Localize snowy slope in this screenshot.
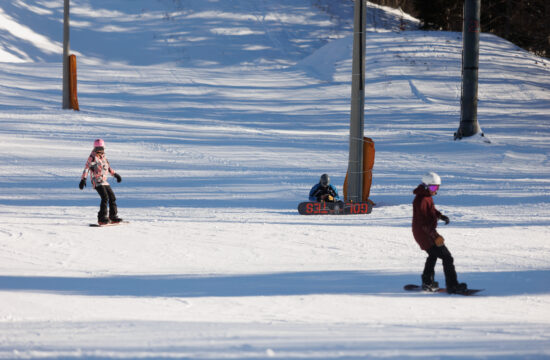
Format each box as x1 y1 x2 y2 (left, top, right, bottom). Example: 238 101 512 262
0 0 550 359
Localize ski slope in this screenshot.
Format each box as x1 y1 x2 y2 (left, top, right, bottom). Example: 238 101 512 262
1 0 550 358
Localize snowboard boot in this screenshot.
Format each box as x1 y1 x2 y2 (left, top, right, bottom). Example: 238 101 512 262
447 282 468 294
109 216 122 223
422 281 440 292
421 273 439 292
98 217 110 225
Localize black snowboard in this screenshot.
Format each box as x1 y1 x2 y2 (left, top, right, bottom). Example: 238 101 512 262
89 221 129 227
297 201 372 215
404 284 483 296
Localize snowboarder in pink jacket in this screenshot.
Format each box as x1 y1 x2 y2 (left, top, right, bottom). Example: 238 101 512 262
79 139 122 225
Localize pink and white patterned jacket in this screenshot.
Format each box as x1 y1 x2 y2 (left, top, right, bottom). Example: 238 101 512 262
81 151 116 188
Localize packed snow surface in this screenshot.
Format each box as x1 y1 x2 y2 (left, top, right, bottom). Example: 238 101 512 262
0 0 549 359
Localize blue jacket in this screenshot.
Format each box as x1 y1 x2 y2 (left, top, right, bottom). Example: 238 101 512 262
309 183 340 202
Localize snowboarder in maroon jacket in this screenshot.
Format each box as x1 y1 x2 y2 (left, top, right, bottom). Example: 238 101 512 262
412 172 467 294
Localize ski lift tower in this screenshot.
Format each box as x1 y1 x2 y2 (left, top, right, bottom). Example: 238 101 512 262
455 0 482 139
62 0 71 109
346 0 367 202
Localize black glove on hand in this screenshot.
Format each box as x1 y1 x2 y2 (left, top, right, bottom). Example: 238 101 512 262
114 173 122 183
440 214 450 225
79 179 86 190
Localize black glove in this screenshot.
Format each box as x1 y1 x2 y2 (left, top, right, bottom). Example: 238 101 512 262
79 179 86 190
114 173 122 183
440 214 450 225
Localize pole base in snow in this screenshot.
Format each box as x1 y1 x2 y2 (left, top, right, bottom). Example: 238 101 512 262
454 119 482 140
454 131 491 144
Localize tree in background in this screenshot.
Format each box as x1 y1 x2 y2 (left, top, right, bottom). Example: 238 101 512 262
412 0 462 30
368 0 549 57
490 0 549 58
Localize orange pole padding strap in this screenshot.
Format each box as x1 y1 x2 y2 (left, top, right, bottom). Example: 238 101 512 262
69 54 80 111
343 172 349 201
343 137 375 202
343 171 348 201
362 137 375 202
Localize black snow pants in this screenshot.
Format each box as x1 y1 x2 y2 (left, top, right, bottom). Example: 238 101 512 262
422 245 458 288
95 185 118 221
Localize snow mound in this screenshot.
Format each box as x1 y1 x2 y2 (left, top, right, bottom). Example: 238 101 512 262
297 2 420 81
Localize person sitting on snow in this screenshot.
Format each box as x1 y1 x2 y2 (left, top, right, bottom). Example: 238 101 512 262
412 172 468 294
309 174 340 202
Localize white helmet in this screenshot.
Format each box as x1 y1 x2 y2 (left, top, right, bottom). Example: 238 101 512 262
422 172 441 185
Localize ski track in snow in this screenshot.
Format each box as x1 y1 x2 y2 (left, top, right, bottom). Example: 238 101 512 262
0 0 549 359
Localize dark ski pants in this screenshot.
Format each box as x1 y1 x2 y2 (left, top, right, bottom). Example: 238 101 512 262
422 245 458 288
95 185 118 221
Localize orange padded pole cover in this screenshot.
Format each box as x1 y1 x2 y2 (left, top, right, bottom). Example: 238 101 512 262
343 137 375 202
69 54 79 111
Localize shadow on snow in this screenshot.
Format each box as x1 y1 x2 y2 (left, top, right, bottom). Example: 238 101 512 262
0 270 548 298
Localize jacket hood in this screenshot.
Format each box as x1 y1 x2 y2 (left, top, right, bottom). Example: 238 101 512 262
413 184 431 196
